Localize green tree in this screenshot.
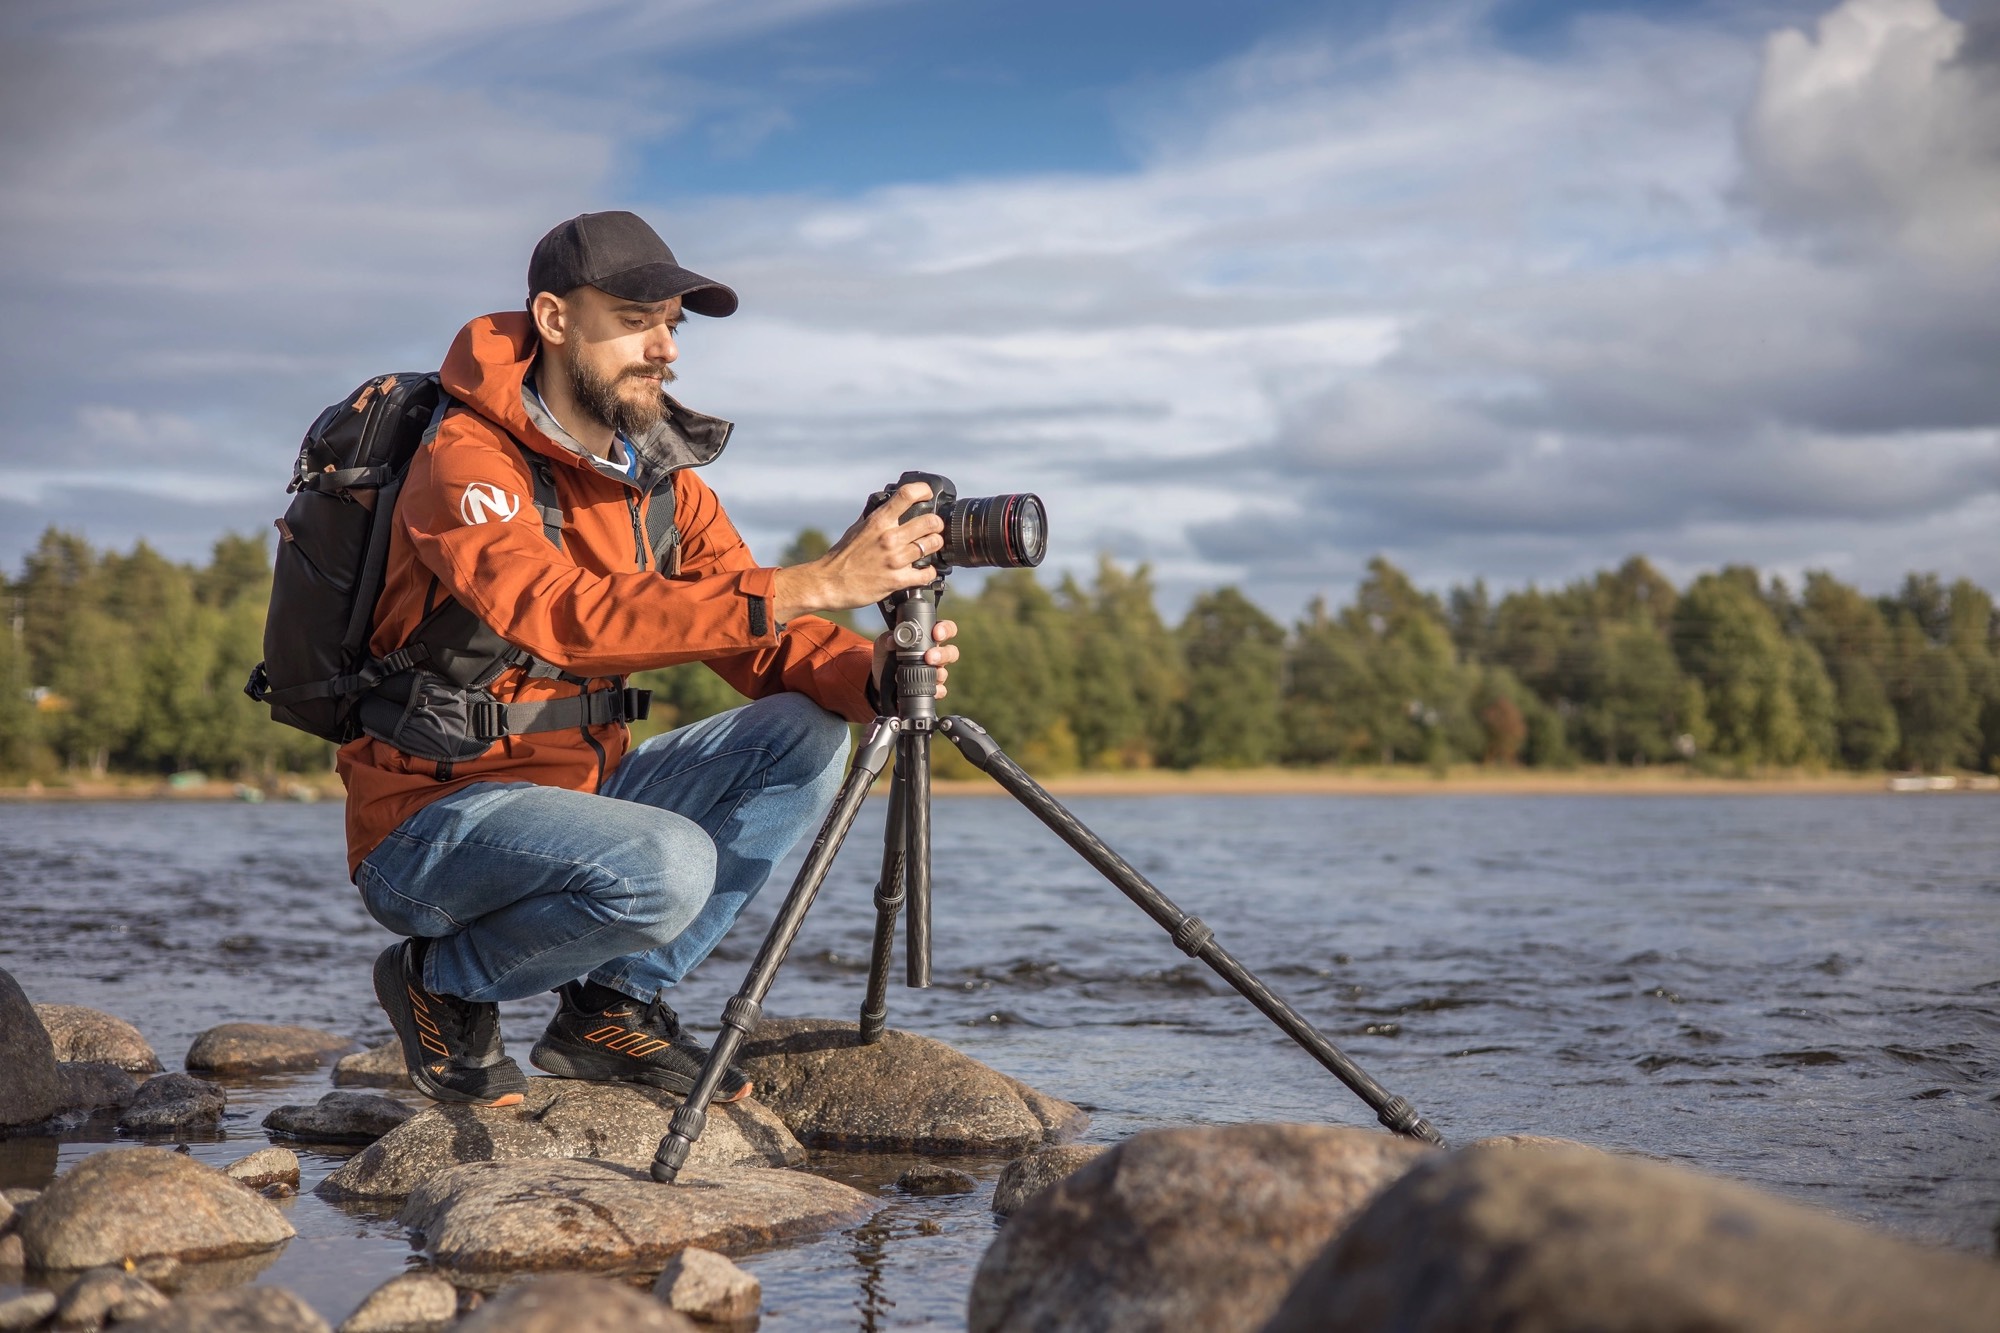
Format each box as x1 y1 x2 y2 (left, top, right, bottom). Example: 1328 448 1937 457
1169 586 1283 768
1672 571 1805 768
938 571 1078 770
1061 558 1183 768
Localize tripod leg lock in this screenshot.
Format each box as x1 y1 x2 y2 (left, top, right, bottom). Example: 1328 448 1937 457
721 995 763 1034
1171 915 1215 957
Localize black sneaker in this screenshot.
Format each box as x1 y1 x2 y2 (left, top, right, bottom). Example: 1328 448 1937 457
372 940 528 1107
529 980 753 1103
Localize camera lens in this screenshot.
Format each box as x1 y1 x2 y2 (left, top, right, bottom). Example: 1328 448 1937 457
941 493 1046 569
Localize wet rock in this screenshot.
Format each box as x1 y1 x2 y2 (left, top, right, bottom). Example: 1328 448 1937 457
184 1023 356 1076
223 1147 300 1191
116 1074 224 1135
653 1247 760 1323
1261 1143 2000 1333
897 1164 977 1196
56 1063 139 1115
992 1144 1106 1216
32 1006 161 1074
18 1146 294 1271
456 1274 694 1332
0 970 65 1129
738 1018 1087 1154
0 1233 22 1270
401 1158 878 1277
337 1272 459 1333
332 1041 415 1091
0 1291 55 1331
969 1123 1433 1333
55 1266 170 1327
264 1091 413 1144
319 1077 801 1203
117 1286 329 1332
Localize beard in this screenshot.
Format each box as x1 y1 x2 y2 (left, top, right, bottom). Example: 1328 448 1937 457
569 353 674 439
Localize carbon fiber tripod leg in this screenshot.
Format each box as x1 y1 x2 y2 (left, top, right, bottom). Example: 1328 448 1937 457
858 763 909 1043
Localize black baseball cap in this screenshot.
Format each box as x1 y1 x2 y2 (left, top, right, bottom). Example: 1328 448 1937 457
527 211 738 317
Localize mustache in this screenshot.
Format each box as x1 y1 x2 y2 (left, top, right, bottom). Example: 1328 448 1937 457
620 365 676 385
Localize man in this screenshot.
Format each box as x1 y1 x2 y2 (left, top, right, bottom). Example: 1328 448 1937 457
340 210 957 1109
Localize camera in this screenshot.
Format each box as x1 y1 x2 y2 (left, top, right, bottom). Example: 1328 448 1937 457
864 470 1047 571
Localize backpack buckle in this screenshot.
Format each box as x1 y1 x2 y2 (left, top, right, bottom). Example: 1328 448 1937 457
623 688 652 723
470 699 507 740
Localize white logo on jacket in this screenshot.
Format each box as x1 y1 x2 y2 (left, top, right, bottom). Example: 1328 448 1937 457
459 483 522 526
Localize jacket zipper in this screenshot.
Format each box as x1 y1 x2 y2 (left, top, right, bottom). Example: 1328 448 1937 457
626 493 648 571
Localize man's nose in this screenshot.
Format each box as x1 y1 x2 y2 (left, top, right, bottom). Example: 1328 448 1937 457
645 326 678 364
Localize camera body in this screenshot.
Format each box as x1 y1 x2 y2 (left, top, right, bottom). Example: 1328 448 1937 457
864 470 1046 573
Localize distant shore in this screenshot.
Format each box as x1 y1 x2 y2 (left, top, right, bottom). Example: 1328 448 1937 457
2 765 1994 802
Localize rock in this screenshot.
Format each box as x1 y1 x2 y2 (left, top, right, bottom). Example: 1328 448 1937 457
184 1023 356 1076
1467 1132 1595 1152
897 1164 977 1196
264 1091 413 1144
1261 1143 2000 1333
0 970 65 1129
56 1062 139 1114
18 1146 294 1271
1 1189 39 1208
0 1291 56 1331
456 1274 695 1332
402 1158 878 1276
55 1265 170 1327
117 1074 225 1135
969 1123 1433 1333
337 1272 459 1333
0 1233 22 1269
117 1286 329 1332
653 1247 760 1323
992 1144 1106 1216
333 1041 415 1090
32 1006 161 1074
0 1195 13 1236
224 1147 301 1191
319 1077 802 1202
738 1018 1087 1153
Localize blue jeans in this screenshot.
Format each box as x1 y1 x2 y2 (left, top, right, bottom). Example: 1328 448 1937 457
356 692 851 1004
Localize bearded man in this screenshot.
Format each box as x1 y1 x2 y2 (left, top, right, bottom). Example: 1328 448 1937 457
343 211 956 1107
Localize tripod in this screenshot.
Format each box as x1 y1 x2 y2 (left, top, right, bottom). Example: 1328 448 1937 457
651 581 1445 1183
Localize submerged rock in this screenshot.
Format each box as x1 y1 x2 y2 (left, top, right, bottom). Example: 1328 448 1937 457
0 1291 56 1331
653 1247 761 1323
401 1158 878 1277
264 1091 413 1144
224 1147 301 1191
33 1005 162 1073
318 1077 801 1203
456 1273 695 1333
1262 1143 2000 1333
18 1147 295 1271
118 1285 329 1332
738 1018 1087 1154
992 1144 1106 1216
117 1074 225 1135
969 1123 1433 1333
897 1164 978 1196
0 970 65 1129
336 1272 459 1333
55 1265 171 1326
56 1062 139 1114
332 1041 415 1090
185 1023 356 1075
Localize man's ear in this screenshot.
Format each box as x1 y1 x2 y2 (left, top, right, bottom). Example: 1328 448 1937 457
531 291 568 346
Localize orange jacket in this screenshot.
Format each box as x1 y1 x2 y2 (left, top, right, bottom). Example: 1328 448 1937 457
337 312 874 876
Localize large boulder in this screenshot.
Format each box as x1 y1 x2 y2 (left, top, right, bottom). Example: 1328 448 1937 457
264 1091 414 1144
117 1074 225 1135
333 1041 415 1090
1260 1143 2000 1333
993 1144 1106 1216
318 1076 801 1203
0 970 65 1129
18 1147 294 1272
969 1123 1433 1333
402 1158 878 1277
32 1005 161 1073
738 1018 1087 1153
456 1273 695 1333
185 1023 356 1075
119 1286 330 1332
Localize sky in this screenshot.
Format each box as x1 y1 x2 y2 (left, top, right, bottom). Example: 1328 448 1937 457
1 0 1996 619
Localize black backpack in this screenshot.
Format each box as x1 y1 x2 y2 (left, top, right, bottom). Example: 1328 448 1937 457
245 372 664 758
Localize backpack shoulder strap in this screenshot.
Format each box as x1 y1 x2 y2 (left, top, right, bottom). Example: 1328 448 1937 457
645 473 679 574
510 440 565 551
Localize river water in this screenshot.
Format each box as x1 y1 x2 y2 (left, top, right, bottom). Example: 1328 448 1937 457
1 793 1996 1328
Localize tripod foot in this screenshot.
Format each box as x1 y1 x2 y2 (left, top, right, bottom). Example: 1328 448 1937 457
651 1105 702 1183
858 1006 887 1044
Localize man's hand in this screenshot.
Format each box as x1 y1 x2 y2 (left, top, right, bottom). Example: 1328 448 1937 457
873 618 959 699
771 482 947 623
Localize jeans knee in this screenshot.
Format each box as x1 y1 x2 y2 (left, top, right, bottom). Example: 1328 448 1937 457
590 817 715 945
756 693 851 788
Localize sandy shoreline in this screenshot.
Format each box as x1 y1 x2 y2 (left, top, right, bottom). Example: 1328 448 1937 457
1 766 1991 802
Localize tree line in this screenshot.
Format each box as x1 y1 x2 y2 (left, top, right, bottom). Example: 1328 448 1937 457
3 527 1995 782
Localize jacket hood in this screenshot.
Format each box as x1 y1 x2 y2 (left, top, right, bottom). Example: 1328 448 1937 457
439 312 732 484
